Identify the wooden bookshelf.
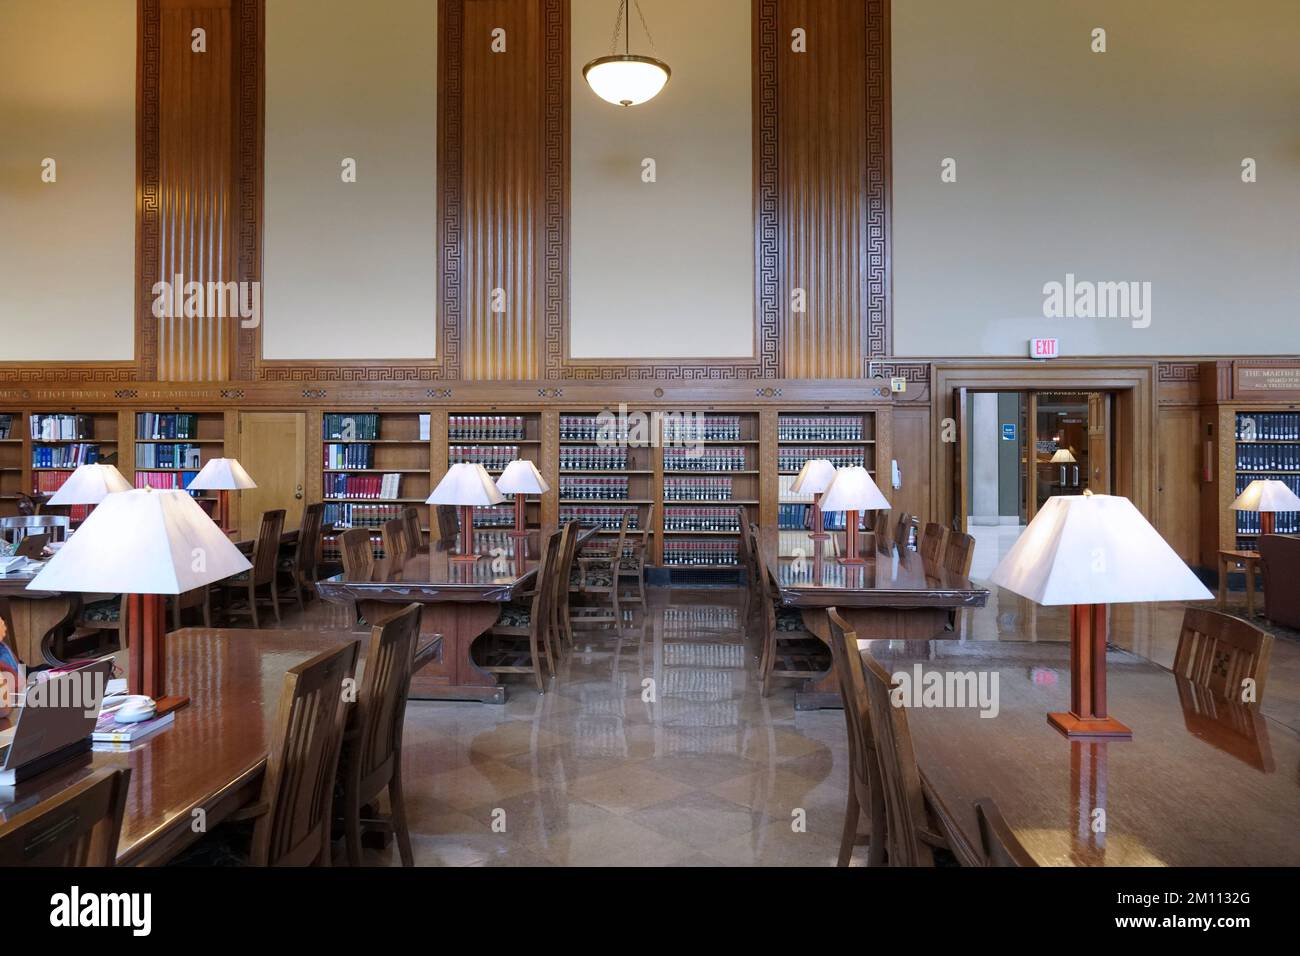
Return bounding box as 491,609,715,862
448,411,542,530
29,411,120,521
1228,410,1300,547
0,411,24,519
131,411,226,502
558,410,654,548
775,410,877,557
660,413,758,569
321,410,432,558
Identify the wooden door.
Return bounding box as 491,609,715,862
236,412,306,540
1087,392,1112,493
952,387,968,532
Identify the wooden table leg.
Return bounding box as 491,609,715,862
361,600,505,703
4,595,78,669
795,606,953,710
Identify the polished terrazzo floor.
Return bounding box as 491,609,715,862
279,570,1300,866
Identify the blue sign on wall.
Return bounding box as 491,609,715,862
1001,423,1017,441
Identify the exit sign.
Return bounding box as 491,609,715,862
1030,337,1059,359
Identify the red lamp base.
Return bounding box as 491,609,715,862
127,593,189,715
452,504,480,562
1048,712,1132,738
809,497,829,541
836,509,865,565
1050,603,1131,740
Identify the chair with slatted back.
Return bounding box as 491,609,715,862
547,521,577,657
894,512,917,553
279,502,327,611
435,505,460,548
873,510,892,554
339,527,375,580
568,512,630,634
975,798,1036,867
478,529,558,692
380,517,410,572
735,511,758,627
920,522,947,564
216,509,285,628
401,506,425,553
1173,607,1272,704
339,603,421,867
615,504,654,614
757,562,831,697
0,768,131,866
943,531,975,577
860,648,954,866
826,609,885,867
233,640,359,866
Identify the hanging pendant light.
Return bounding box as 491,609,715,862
583,0,670,107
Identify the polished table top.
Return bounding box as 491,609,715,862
0,626,434,865
765,541,988,610
861,639,1300,866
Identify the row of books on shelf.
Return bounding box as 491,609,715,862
1235,445,1300,471
559,477,630,500
664,447,746,472
777,503,864,530
664,507,742,533
135,443,202,469
661,416,742,442
449,415,525,441
663,540,739,566
322,533,390,562
30,414,96,441
136,413,202,440
559,505,639,530
135,471,201,493
778,448,866,472
32,444,100,468
778,474,813,503
0,415,12,439
1236,512,1299,535
778,416,866,441
471,505,517,528
323,413,430,442
559,446,629,471
321,502,410,529
665,476,734,501
1235,413,1300,440
559,415,620,442
449,446,519,471
323,443,375,469
325,474,405,500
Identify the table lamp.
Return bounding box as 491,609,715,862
185,457,256,534
818,465,890,565
496,459,549,549
990,491,1212,738
791,459,836,542
26,487,252,715
428,462,504,562
1050,447,1076,488
1231,479,1300,537
46,463,132,507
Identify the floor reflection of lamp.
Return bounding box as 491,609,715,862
791,459,836,542
186,458,257,534
818,466,890,566
990,492,1211,738
1231,478,1300,537
26,488,252,715
428,463,504,562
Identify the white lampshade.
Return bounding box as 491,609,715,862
990,493,1211,606
186,457,257,491
1050,448,1076,464
47,463,132,505
496,459,550,496
427,462,505,507
1230,479,1300,514
819,466,891,513
791,459,836,495
26,488,251,595
583,55,670,107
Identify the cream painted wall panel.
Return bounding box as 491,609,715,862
892,0,1300,357
569,0,753,359
0,0,135,361
263,0,437,360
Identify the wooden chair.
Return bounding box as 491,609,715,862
339,603,421,867
279,502,327,611
568,512,630,633
615,503,654,613
975,798,1036,867
826,609,885,867
236,640,359,866
478,529,559,692
860,648,953,866
339,527,375,580
216,509,285,628
401,506,425,553
1173,607,1272,704
551,520,580,652
894,512,917,553
735,512,759,626
0,768,131,866
943,531,975,577
757,561,830,697
380,517,411,570
872,510,892,554
919,522,947,564
434,505,459,548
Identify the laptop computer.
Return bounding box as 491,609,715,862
0,658,112,786
14,533,49,560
